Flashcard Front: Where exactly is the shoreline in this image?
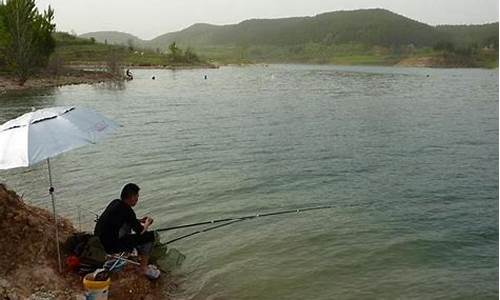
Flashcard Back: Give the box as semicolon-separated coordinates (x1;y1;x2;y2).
0;63;219;94
66;63;219;71
0;60;496;94
0;69;116;94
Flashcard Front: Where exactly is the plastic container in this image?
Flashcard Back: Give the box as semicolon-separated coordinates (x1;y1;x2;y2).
83;274;111;300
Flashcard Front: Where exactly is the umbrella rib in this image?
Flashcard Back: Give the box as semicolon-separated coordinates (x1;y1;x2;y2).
1;106;118;169
31;115;57;125
26;116;88;165
1;124;22;132
1;107;75;131
33;107;75;126
23;119;30;167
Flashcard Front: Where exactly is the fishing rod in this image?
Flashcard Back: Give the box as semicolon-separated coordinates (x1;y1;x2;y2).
156;204;334;233
158;204;335;244
165;219;244;245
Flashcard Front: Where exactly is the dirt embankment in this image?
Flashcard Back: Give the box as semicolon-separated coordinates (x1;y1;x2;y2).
0;69;117;94
0;183;178;300
396;55;480;68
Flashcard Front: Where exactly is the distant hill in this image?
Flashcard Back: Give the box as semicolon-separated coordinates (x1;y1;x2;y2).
80;31;146;48
81;9;498;50
78;9;498;67
148;9;444;49
148;23;222;49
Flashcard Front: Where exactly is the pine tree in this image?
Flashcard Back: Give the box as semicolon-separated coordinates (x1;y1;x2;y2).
0;0;56;85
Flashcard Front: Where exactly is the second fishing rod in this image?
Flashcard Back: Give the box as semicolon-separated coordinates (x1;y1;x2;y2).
156;204;335;233
155;204;336;244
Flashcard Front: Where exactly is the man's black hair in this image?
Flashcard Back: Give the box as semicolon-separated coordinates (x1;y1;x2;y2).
121;183;140;200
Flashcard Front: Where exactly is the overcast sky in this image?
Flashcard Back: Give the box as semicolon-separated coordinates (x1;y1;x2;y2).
35;0;499;40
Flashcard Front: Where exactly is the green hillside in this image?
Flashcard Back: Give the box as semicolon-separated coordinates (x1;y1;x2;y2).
436;23;498;47
79;9;499;67
149;9;444;49
52;32;210;67
79;31;146;48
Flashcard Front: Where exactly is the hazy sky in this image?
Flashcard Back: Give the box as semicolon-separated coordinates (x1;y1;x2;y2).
36;0;499;40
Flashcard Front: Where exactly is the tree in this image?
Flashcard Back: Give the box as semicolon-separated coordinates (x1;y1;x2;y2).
483;35;499;50
127;38;134;51
167;42;182;61
0;0;56;84
433;41;455;52
0;4;8;67
184;47;200;63
105;48;125;79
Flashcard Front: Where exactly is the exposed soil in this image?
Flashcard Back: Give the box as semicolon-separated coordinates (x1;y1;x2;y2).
0;69;116;94
0;183;179;300
396;55;479;68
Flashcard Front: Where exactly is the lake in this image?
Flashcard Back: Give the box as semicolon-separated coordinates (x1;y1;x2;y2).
0;65;498;299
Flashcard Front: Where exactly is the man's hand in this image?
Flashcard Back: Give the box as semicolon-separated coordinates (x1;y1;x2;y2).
140;216;154;233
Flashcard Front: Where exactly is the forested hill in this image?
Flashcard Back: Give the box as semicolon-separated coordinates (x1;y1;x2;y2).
149;9;443;49
80;31;146;47
81;9;498;50
435;23;499;47
79;9;498;67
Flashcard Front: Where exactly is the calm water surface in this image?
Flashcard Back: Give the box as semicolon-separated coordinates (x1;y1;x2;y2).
0;65;498;299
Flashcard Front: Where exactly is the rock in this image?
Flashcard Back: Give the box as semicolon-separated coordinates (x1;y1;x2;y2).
29;290;56;300
0;278;10;288
8;291;20;300
144;294;155;300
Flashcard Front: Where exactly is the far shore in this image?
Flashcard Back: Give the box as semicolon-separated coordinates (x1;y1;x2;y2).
67;63;219;71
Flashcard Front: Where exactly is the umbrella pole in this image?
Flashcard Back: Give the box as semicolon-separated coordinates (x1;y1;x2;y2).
47;158;63;273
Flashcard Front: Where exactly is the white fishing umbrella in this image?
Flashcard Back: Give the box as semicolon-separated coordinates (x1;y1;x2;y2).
0;106;119;272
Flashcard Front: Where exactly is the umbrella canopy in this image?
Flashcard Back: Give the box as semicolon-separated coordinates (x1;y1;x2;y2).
0;106;119;272
0;106;119;169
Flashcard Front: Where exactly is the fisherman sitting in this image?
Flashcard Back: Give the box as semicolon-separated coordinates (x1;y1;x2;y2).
94;183;160;279
126;69;133;80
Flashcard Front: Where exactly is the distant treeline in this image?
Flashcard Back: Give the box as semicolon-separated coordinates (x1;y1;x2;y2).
53;32;204;67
